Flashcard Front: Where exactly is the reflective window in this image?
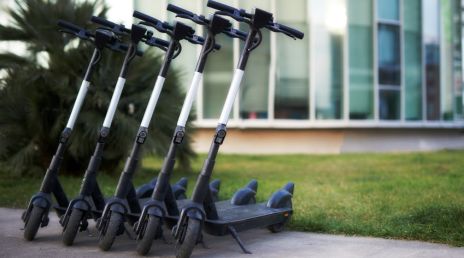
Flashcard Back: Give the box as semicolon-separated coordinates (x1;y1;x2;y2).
404;0;422;120
377;0;399;21
274;0;309;119
378;24;401;86
441;0;454;120
202;37;234;119
348;0;373;119
377;0;401;120
452;0;463;119
379;90;400;119
423;0;440;120
167;0;199;91
202;0;235;119
311;0;346;120
239;0;270;119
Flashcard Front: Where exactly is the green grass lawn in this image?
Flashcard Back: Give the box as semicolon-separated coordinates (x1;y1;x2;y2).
1;150;463;246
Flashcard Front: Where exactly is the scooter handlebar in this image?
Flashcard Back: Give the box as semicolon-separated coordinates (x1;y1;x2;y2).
91;16;131;34
57;20;83;34
207;0;238;15
270;22;304;40
133;10;174;31
167;3;195;18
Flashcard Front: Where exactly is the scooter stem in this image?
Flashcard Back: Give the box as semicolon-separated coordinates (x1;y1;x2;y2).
140;40;177;128
102;44;136;128
65;48;100;130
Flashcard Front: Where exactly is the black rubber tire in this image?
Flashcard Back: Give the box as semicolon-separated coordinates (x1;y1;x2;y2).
267;214;292;233
136;215;161;256
23;206;45;241
98;212;123;251
176;219;201;258
62;209;84;246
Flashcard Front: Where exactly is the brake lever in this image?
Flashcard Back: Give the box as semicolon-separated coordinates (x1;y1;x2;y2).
176;13;208;25
223;28;247;41
267;24;297;40
144;37;168;51
139;21;171;35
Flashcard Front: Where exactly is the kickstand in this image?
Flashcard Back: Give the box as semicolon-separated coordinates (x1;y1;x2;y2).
227;226;252;254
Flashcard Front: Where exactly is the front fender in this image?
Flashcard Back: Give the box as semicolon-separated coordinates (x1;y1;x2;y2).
32;196;51;209
72;199;91;211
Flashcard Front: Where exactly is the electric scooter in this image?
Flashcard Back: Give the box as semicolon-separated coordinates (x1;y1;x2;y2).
173;1;304;257
132;4;248;255
96;9;224;251
21;19;137;241
59;18;172;246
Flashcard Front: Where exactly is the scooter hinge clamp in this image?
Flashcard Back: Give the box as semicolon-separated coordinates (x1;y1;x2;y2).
214;129;226;144
174;131;185;144
137;131;147;144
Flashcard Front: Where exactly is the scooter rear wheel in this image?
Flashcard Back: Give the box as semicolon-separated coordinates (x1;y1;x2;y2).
136;215;161;255
175;219;201;258
98;212;123;251
267;213;292;233
62;209;84;246
23;206;44;241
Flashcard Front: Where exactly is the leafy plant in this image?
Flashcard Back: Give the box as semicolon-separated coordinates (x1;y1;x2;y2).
0;0;195;176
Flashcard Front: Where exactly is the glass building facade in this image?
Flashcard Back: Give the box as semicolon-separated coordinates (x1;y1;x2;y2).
134;0;464;128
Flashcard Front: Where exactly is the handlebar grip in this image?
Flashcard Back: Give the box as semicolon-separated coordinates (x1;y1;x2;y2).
207;0;237;14
133;10;162;25
167;4;194;18
276;23;304;39
134;10;174;31
91;16;116;29
57;20;82;34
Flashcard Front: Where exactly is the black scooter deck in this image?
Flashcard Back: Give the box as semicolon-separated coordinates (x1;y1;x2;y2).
167;200;292;236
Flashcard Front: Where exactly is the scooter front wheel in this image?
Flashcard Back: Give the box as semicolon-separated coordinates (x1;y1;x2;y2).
175;219;201;258
136;215;161;255
62;209;84;246
23;206;45;241
98;212;123;251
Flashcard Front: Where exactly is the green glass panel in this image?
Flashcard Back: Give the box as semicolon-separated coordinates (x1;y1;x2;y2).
239;0;270;119
423;0;440;120
167;0;198;92
377;0;399;21
452;0;463;119
441;0;453;120
379;90;400;120
311;0;346;120
202;0;235;119
404;0;422;120
348;0;373;119
274;0;309;119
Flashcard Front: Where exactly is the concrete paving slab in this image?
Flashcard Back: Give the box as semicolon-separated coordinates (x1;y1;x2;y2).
0;208;462;258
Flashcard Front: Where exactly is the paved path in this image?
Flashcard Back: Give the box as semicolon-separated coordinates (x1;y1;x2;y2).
0;208;462;258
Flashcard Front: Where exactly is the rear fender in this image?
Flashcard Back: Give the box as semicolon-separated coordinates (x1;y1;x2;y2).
266;182;294;209
230;179;258;205
172;177;188;200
